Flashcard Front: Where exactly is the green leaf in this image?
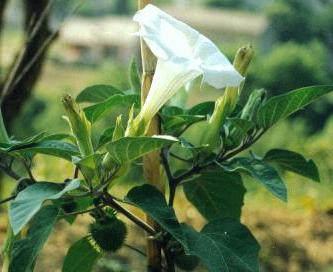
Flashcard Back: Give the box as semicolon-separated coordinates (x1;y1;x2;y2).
224;118;255;148
97;127;115;149
162;114;206;134
9;205;59;272
62;237;101;272
182;219;260;272
10;179;80;234
10;140;79;161
264;149;320;182
76;85;122;103
126;185;259;272
128;58;141;94
183;170;246;220
224;157;287;202
187;101;215;116
84;94;140;123
257;85;333;129
106;136;178;164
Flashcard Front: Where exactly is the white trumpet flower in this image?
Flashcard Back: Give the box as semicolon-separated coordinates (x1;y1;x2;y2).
127;4;244;136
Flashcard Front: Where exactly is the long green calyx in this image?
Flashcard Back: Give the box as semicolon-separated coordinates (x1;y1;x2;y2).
125;106;147;137
0;110;9;144
204;45;254;148
62;95;94;157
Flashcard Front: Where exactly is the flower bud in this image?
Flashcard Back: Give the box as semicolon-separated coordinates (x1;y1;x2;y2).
62;94;94;157
203;45;254;149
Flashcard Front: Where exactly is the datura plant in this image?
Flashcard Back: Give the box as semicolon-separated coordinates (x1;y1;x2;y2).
0;3;332;272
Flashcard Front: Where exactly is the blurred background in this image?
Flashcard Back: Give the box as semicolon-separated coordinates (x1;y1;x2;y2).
0;0;333;271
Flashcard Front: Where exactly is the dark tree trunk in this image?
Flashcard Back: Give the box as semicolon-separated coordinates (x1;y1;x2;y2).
1;0;55;129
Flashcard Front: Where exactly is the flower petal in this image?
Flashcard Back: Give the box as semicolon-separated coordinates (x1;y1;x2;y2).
140;59;201;122
193;35;244;88
134;4;200;60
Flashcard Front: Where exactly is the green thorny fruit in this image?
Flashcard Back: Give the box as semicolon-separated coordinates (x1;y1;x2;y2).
202;45;254;149
62;94;94;157
89;213;127;253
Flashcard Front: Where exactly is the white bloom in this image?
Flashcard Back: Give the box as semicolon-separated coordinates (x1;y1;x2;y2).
129;4;244;135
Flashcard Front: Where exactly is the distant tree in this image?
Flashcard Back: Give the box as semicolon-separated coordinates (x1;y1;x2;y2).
0;0;56;129
115;0;130;14
206;0;243;9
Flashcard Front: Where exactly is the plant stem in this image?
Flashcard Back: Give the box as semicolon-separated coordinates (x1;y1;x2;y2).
102;192;156;236
138;1;162;271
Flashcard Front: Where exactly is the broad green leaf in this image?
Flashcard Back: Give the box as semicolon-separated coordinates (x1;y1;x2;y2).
97;127;115;149
264;149;320;182
257;85;333;128
62;237;101;272
162;114;206;134
10;140;79;161
41;133;76;142
162;106;184;116
10;179;80;234
76;85;122;103
161;103;214;135
187;101;215;116
126;184;184;240
106;136;178;164
183;171;246;220
84;94;140;123
182;219;260;272
9;206;59;272
224;157;287;202
128;58;141;94
126;184;259;272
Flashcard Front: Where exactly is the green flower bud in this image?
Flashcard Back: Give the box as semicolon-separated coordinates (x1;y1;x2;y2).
125;105;146;137
203;45;254;149
62;95;94;157
241;89;266;121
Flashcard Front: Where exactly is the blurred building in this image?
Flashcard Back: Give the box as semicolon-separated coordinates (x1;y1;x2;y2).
59;6;266;64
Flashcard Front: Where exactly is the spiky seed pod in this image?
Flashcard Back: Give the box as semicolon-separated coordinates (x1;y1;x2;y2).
174;252;200;271
89;216;127;253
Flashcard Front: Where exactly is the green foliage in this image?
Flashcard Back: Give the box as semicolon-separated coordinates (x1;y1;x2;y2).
206;0;243;9
251;42;331;95
256;86;333;128
76;85;122;104
9;206;59;272
265;0;318;43
1;24;332;271
105;136;178;164
264;149;320;182
84;94;140;123
9;180;80;234
183;170;246;220
224;157;287;201
62;237;101;272
126;184;260;272
128;58;141;94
